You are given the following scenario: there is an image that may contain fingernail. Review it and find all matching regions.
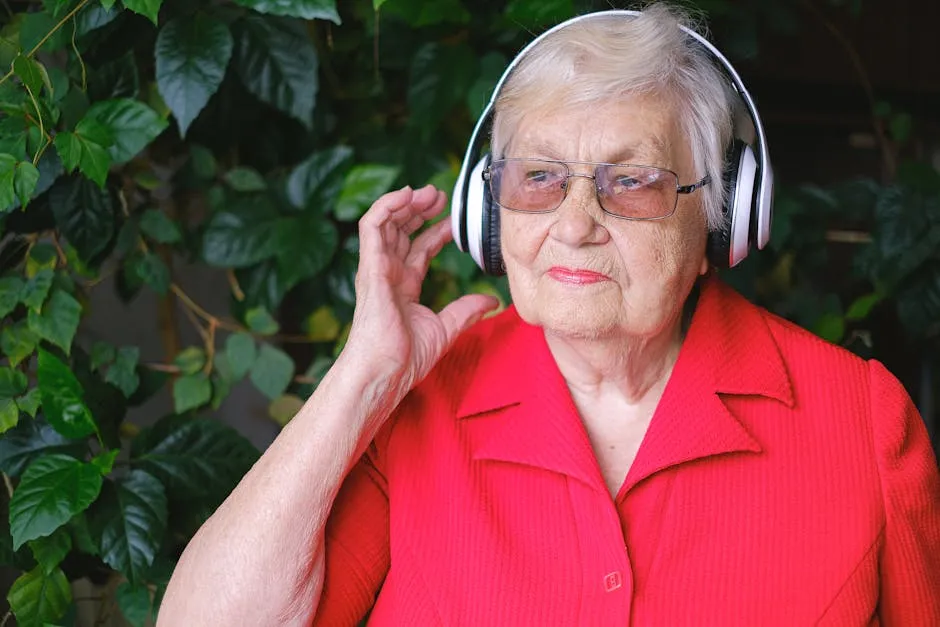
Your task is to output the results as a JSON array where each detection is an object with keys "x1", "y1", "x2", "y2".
[{"x1": 400, "y1": 185, "x2": 412, "y2": 192}]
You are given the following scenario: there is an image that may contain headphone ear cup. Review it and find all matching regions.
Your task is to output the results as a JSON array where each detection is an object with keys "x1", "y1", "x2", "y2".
[
  {"x1": 481, "y1": 180, "x2": 504, "y2": 276},
  {"x1": 464, "y1": 156, "x2": 491, "y2": 272},
  {"x1": 708, "y1": 140, "x2": 756, "y2": 268}
]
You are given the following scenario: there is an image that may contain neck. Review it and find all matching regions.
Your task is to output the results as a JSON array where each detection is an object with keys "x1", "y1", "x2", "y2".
[{"x1": 544, "y1": 318, "x2": 683, "y2": 405}]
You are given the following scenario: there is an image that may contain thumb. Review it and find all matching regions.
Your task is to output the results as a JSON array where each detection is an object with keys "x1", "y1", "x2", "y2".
[{"x1": 437, "y1": 294, "x2": 500, "y2": 345}]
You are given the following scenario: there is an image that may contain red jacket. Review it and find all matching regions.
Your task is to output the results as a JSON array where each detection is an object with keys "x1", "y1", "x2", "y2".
[{"x1": 313, "y1": 277, "x2": 940, "y2": 626}]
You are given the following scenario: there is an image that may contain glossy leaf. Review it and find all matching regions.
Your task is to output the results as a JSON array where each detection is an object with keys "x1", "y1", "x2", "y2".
[
  {"x1": 106, "y1": 346, "x2": 140, "y2": 397},
  {"x1": 156, "y1": 16, "x2": 234, "y2": 136},
  {"x1": 233, "y1": 15, "x2": 318, "y2": 128},
  {"x1": 172, "y1": 373, "x2": 211, "y2": 413},
  {"x1": 0, "y1": 275, "x2": 24, "y2": 317},
  {"x1": 28, "y1": 290, "x2": 82, "y2": 354},
  {"x1": 9, "y1": 454, "x2": 103, "y2": 550},
  {"x1": 273, "y1": 215, "x2": 338, "y2": 288},
  {"x1": 0, "y1": 419, "x2": 86, "y2": 477},
  {"x1": 122, "y1": 0, "x2": 163, "y2": 25},
  {"x1": 91, "y1": 449, "x2": 120, "y2": 475},
  {"x1": 16, "y1": 387, "x2": 42, "y2": 417},
  {"x1": 49, "y1": 176, "x2": 115, "y2": 262},
  {"x1": 53, "y1": 118, "x2": 113, "y2": 187},
  {"x1": 334, "y1": 164, "x2": 400, "y2": 221},
  {"x1": 14, "y1": 160, "x2": 40, "y2": 208},
  {"x1": 202, "y1": 201, "x2": 282, "y2": 267},
  {"x1": 36, "y1": 348, "x2": 97, "y2": 439},
  {"x1": 26, "y1": 242, "x2": 58, "y2": 278},
  {"x1": 28, "y1": 526, "x2": 72, "y2": 574},
  {"x1": 93, "y1": 470, "x2": 168, "y2": 584},
  {"x1": 245, "y1": 306, "x2": 279, "y2": 335},
  {"x1": 117, "y1": 582, "x2": 152, "y2": 627},
  {"x1": 131, "y1": 414, "x2": 259, "y2": 502},
  {"x1": 0, "y1": 366, "x2": 28, "y2": 397},
  {"x1": 86, "y1": 98, "x2": 169, "y2": 163},
  {"x1": 225, "y1": 332, "x2": 256, "y2": 380},
  {"x1": 0, "y1": 397, "x2": 17, "y2": 434},
  {"x1": 19, "y1": 270, "x2": 54, "y2": 312},
  {"x1": 7, "y1": 566, "x2": 71, "y2": 627},
  {"x1": 232, "y1": 0, "x2": 341, "y2": 22},
  {"x1": 139, "y1": 208, "x2": 182, "y2": 243},
  {"x1": 0, "y1": 153, "x2": 15, "y2": 210},
  {"x1": 223, "y1": 167, "x2": 267, "y2": 192},
  {"x1": 13, "y1": 55, "x2": 44, "y2": 95},
  {"x1": 249, "y1": 343, "x2": 295, "y2": 400},
  {"x1": 173, "y1": 346, "x2": 206, "y2": 375},
  {"x1": 91, "y1": 341, "x2": 116, "y2": 370},
  {"x1": 285, "y1": 146, "x2": 353, "y2": 211}
]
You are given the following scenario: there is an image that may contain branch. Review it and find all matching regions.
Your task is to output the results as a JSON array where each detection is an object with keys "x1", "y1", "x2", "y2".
[
  {"x1": 2, "y1": 472, "x2": 13, "y2": 499},
  {"x1": 800, "y1": 0, "x2": 896, "y2": 179}
]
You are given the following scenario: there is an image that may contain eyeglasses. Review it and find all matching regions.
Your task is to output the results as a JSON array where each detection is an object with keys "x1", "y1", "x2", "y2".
[{"x1": 483, "y1": 158, "x2": 711, "y2": 220}]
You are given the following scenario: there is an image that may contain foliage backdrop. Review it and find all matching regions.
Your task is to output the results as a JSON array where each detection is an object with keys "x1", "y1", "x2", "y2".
[{"x1": 1, "y1": 0, "x2": 938, "y2": 624}]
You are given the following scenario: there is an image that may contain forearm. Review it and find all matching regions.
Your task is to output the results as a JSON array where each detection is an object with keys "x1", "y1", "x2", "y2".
[{"x1": 157, "y1": 356, "x2": 401, "y2": 627}]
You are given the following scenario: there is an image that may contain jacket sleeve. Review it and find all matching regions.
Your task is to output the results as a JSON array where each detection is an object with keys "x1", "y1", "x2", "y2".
[
  {"x1": 311, "y1": 431, "x2": 392, "y2": 627},
  {"x1": 869, "y1": 360, "x2": 940, "y2": 625}
]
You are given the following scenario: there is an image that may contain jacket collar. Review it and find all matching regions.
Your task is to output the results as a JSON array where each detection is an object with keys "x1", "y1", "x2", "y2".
[{"x1": 454, "y1": 275, "x2": 794, "y2": 493}]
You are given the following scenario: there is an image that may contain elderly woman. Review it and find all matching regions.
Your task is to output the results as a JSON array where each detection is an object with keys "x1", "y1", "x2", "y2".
[{"x1": 158, "y1": 4, "x2": 940, "y2": 626}]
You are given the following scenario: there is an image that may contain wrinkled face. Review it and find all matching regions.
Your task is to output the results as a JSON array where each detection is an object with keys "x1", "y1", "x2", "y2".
[{"x1": 499, "y1": 95, "x2": 710, "y2": 341}]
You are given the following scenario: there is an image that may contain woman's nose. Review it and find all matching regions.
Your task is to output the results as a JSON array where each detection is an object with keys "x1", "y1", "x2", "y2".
[{"x1": 550, "y1": 176, "x2": 607, "y2": 246}]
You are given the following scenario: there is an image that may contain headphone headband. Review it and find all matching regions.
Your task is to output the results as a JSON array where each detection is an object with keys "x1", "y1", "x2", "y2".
[{"x1": 452, "y1": 9, "x2": 773, "y2": 269}]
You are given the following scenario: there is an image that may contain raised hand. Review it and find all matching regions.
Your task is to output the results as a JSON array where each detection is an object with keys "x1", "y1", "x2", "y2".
[{"x1": 340, "y1": 184, "x2": 499, "y2": 394}]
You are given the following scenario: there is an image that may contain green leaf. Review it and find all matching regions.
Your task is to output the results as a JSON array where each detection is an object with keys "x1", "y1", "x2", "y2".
[
  {"x1": 90, "y1": 341, "x2": 116, "y2": 370},
  {"x1": 7, "y1": 566, "x2": 71, "y2": 627},
  {"x1": 0, "y1": 397, "x2": 18, "y2": 434},
  {"x1": 285, "y1": 146, "x2": 353, "y2": 211},
  {"x1": 28, "y1": 290, "x2": 82, "y2": 354},
  {"x1": 245, "y1": 306, "x2": 278, "y2": 335},
  {"x1": 0, "y1": 366, "x2": 28, "y2": 396},
  {"x1": 274, "y1": 216, "x2": 338, "y2": 288},
  {"x1": 173, "y1": 346, "x2": 206, "y2": 375},
  {"x1": 13, "y1": 55, "x2": 44, "y2": 95},
  {"x1": 49, "y1": 176, "x2": 115, "y2": 262},
  {"x1": 16, "y1": 387, "x2": 42, "y2": 417},
  {"x1": 106, "y1": 346, "x2": 140, "y2": 397},
  {"x1": 36, "y1": 348, "x2": 97, "y2": 439},
  {"x1": 53, "y1": 119, "x2": 113, "y2": 188},
  {"x1": 122, "y1": 0, "x2": 162, "y2": 25},
  {"x1": 128, "y1": 251, "x2": 170, "y2": 295},
  {"x1": 201, "y1": 201, "x2": 282, "y2": 267},
  {"x1": 374, "y1": 0, "x2": 388, "y2": 9},
  {"x1": 86, "y1": 98, "x2": 169, "y2": 163},
  {"x1": 232, "y1": 0, "x2": 341, "y2": 22},
  {"x1": 223, "y1": 167, "x2": 267, "y2": 192},
  {"x1": 52, "y1": 132, "x2": 82, "y2": 174},
  {"x1": 75, "y1": 3, "x2": 121, "y2": 37},
  {"x1": 408, "y1": 42, "x2": 476, "y2": 139},
  {"x1": 845, "y1": 291, "x2": 885, "y2": 321},
  {"x1": 92, "y1": 470, "x2": 168, "y2": 584},
  {"x1": 0, "y1": 275, "x2": 24, "y2": 317},
  {"x1": 14, "y1": 161, "x2": 40, "y2": 208},
  {"x1": 139, "y1": 208, "x2": 182, "y2": 243},
  {"x1": 155, "y1": 16, "x2": 234, "y2": 137},
  {"x1": 19, "y1": 269, "x2": 54, "y2": 312},
  {"x1": 382, "y1": 0, "x2": 469, "y2": 26},
  {"x1": 812, "y1": 312, "x2": 846, "y2": 344},
  {"x1": 504, "y1": 0, "x2": 574, "y2": 26},
  {"x1": 116, "y1": 582, "x2": 152, "y2": 627},
  {"x1": 131, "y1": 414, "x2": 259, "y2": 503},
  {"x1": 268, "y1": 393, "x2": 304, "y2": 426},
  {"x1": 91, "y1": 449, "x2": 119, "y2": 475},
  {"x1": 249, "y1": 343, "x2": 294, "y2": 400},
  {"x1": 0, "y1": 419, "x2": 86, "y2": 477},
  {"x1": 0, "y1": 152, "x2": 15, "y2": 210},
  {"x1": 334, "y1": 164, "x2": 400, "y2": 221},
  {"x1": 889, "y1": 112, "x2": 912, "y2": 143},
  {"x1": 224, "y1": 332, "x2": 256, "y2": 380},
  {"x1": 29, "y1": 526, "x2": 72, "y2": 574},
  {"x1": 10, "y1": 454, "x2": 104, "y2": 550},
  {"x1": 233, "y1": 15, "x2": 318, "y2": 128},
  {"x1": 26, "y1": 242, "x2": 58, "y2": 278},
  {"x1": 466, "y1": 52, "x2": 506, "y2": 116},
  {"x1": 172, "y1": 373, "x2": 211, "y2": 413}
]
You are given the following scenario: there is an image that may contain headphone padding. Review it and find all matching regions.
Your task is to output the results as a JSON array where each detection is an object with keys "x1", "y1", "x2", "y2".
[
  {"x1": 481, "y1": 180, "x2": 504, "y2": 275},
  {"x1": 464, "y1": 156, "x2": 490, "y2": 271}
]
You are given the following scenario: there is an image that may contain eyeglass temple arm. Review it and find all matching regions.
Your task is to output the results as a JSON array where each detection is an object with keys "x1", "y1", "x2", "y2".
[{"x1": 677, "y1": 174, "x2": 711, "y2": 195}]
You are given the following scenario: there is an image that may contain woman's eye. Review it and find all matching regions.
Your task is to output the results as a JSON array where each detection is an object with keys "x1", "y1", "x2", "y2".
[
  {"x1": 525, "y1": 170, "x2": 551, "y2": 182},
  {"x1": 613, "y1": 176, "x2": 642, "y2": 191}
]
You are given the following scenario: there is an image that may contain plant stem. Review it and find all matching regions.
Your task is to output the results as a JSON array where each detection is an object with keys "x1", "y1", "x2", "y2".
[
  {"x1": 0, "y1": 610, "x2": 11, "y2": 627},
  {"x1": 0, "y1": 0, "x2": 92, "y2": 89},
  {"x1": 2, "y1": 472, "x2": 13, "y2": 498}
]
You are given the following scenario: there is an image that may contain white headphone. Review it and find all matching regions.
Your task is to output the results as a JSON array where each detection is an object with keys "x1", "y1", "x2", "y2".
[{"x1": 450, "y1": 9, "x2": 773, "y2": 274}]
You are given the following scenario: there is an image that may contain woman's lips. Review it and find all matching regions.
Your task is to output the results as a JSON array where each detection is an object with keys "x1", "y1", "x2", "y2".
[{"x1": 547, "y1": 267, "x2": 611, "y2": 285}]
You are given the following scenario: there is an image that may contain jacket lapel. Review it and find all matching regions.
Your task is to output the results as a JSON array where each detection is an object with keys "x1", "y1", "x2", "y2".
[{"x1": 454, "y1": 277, "x2": 794, "y2": 495}]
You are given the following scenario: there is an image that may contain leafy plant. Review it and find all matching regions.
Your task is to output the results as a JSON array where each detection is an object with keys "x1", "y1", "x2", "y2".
[{"x1": 1, "y1": 0, "x2": 936, "y2": 624}]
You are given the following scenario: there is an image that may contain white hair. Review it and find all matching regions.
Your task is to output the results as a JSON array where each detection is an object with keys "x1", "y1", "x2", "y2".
[{"x1": 491, "y1": 3, "x2": 746, "y2": 231}]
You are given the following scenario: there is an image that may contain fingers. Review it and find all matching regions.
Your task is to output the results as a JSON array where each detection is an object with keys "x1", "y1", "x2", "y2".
[
  {"x1": 404, "y1": 218, "x2": 453, "y2": 276},
  {"x1": 437, "y1": 294, "x2": 501, "y2": 346}
]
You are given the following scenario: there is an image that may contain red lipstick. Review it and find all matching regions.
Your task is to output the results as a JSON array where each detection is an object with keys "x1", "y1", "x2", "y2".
[{"x1": 547, "y1": 267, "x2": 610, "y2": 285}]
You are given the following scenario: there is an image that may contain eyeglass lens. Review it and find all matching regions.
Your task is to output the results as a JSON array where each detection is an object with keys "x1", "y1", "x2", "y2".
[{"x1": 488, "y1": 159, "x2": 679, "y2": 219}]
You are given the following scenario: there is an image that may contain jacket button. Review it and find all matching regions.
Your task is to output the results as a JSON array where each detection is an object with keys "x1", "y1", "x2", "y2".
[{"x1": 604, "y1": 571, "x2": 623, "y2": 592}]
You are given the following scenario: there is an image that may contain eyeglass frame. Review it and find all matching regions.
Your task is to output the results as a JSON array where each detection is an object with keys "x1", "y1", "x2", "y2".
[{"x1": 482, "y1": 157, "x2": 712, "y2": 221}]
